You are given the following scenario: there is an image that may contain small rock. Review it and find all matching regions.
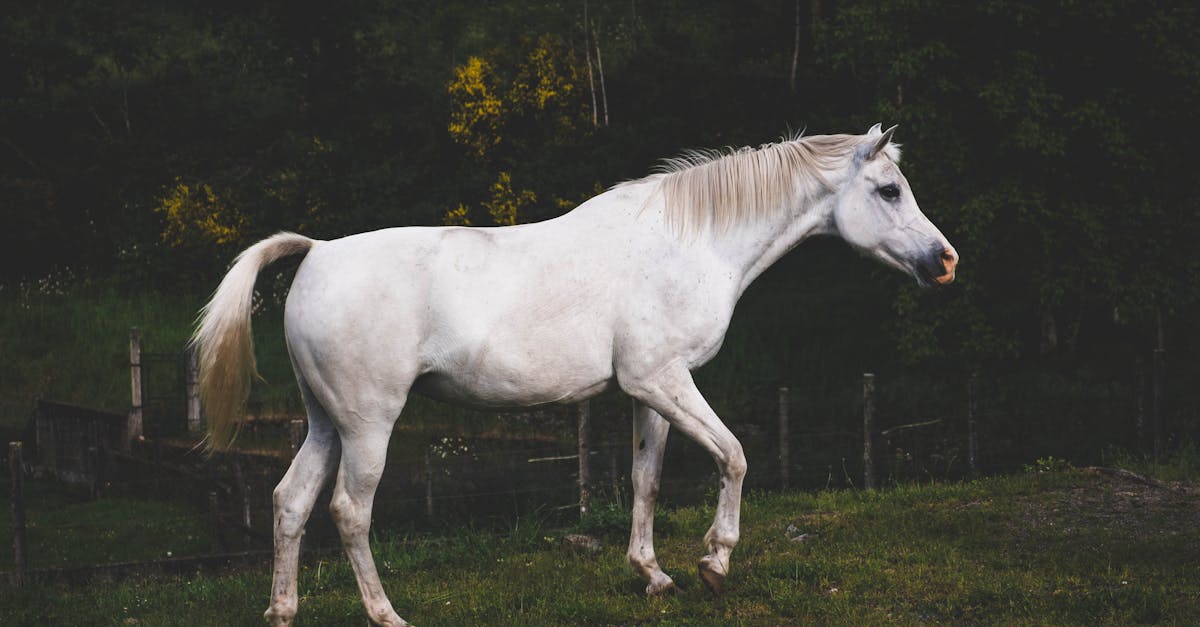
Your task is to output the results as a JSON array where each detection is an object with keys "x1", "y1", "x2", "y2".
[
  {"x1": 785, "y1": 524, "x2": 817, "y2": 542},
  {"x1": 562, "y1": 534, "x2": 602, "y2": 554}
]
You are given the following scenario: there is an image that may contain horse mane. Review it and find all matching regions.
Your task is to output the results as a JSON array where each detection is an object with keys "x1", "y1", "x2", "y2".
[{"x1": 635, "y1": 133, "x2": 897, "y2": 237}]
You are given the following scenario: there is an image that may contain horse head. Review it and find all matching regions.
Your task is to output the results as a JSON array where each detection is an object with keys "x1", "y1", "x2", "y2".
[{"x1": 830, "y1": 124, "x2": 958, "y2": 287}]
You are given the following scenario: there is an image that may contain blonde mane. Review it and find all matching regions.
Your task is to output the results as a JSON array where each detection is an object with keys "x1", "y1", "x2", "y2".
[{"x1": 639, "y1": 133, "x2": 892, "y2": 237}]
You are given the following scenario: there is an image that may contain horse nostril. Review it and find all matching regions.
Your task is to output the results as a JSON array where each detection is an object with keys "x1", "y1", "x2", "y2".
[{"x1": 932, "y1": 247, "x2": 958, "y2": 285}]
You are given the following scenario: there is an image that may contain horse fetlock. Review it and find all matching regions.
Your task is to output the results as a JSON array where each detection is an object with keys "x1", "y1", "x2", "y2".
[
  {"x1": 626, "y1": 547, "x2": 659, "y2": 575},
  {"x1": 702, "y1": 526, "x2": 739, "y2": 554},
  {"x1": 628, "y1": 547, "x2": 676, "y2": 595},
  {"x1": 366, "y1": 605, "x2": 408, "y2": 627},
  {"x1": 263, "y1": 602, "x2": 296, "y2": 627}
]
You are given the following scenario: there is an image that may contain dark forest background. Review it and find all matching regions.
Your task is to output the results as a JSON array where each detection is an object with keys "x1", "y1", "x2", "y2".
[{"x1": 2, "y1": 0, "x2": 1199, "y2": 471}]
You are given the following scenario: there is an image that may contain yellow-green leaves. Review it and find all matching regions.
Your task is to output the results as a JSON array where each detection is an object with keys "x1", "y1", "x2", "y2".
[
  {"x1": 483, "y1": 172, "x2": 537, "y2": 226},
  {"x1": 155, "y1": 178, "x2": 245, "y2": 247},
  {"x1": 447, "y1": 56, "x2": 504, "y2": 159},
  {"x1": 447, "y1": 34, "x2": 588, "y2": 163},
  {"x1": 446, "y1": 34, "x2": 585, "y2": 225}
]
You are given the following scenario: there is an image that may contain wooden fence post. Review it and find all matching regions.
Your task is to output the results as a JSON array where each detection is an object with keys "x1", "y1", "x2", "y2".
[
  {"x1": 208, "y1": 490, "x2": 222, "y2": 553},
  {"x1": 424, "y1": 448, "x2": 434, "y2": 520},
  {"x1": 126, "y1": 327, "x2": 143, "y2": 451},
  {"x1": 1152, "y1": 348, "x2": 1166, "y2": 461},
  {"x1": 1134, "y1": 355, "x2": 1146, "y2": 446},
  {"x1": 608, "y1": 446, "x2": 619, "y2": 503},
  {"x1": 779, "y1": 387, "x2": 790, "y2": 490},
  {"x1": 241, "y1": 480, "x2": 252, "y2": 535},
  {"x1": 233, "y1": 459, "x2": 252, "y2": 547},
  {"x1": 578, "y1": 401, "x2": 591, "y2": 517},
  {"x1": 186, "y1": 344, "x2": 201, "y2": 433},
  {"x1": 862, "y1": 373, "x2": 876, "y2": 490},
  {"x1": 10, "y1": 442, "x2": 27, "y2": 586},
  {"x1": 967, "y1": 372, "x2": 979, "y2": 477},
  {"x1": 87, "y1": 445, "x2": 100, "y2": 500}
]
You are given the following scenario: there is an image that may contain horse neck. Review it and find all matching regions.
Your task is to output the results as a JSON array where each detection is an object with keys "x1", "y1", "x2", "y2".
[{"x1": 711, "y1": 188, "x2": 837, "y2": 296}]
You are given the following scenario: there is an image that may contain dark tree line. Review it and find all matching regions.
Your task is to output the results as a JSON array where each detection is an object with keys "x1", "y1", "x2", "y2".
[{"x1": 2, "y1": 0, "x2": 1198, "y2": 380}]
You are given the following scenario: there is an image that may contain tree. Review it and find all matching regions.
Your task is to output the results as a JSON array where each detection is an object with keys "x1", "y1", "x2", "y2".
[{"x1": 817, "y1": 0, "x2": 1200, "y2": 365}]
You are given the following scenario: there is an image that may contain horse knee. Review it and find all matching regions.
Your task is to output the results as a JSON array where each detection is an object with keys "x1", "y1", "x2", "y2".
[
  {"x1": 724, "y1": 442, "x2": 747, "y2": 480},
  {"x1": 272, "y1": 488, "x2": 309, "y2": 539}
]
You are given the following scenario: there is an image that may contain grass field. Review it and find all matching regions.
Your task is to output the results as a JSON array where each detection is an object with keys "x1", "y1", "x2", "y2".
[
  {"x1": 3, "y1": 465, "x2": 1197, "y2": 626},
  {"x1": 0, "y1": 280, "x2": 296, "y2": 435}
]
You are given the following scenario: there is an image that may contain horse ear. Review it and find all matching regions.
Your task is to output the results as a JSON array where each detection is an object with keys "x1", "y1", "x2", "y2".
[
  {"x1": 867, "y1": 123, "x2": 883, "y2": 136},
  {"x1": 869, "y1": 124, "x2": 898, "y2": 159}
]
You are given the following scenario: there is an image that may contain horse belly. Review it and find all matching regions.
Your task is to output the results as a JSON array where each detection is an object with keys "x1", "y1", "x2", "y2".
[{"x1": 416, "y1": 317, "x2": 615, "y2": 408}]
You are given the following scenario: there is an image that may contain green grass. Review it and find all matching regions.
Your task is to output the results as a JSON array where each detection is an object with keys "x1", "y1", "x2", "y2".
[
  {"x1": 1104, "y1": 440, "x2": 1200, "y2": 482},
  {"x1": 0, "y1": 282, "x2": 205, "y2": 435},
  {"x1": 3, "y1": 469, "x2": 1196, "y2": 625},
  {"x1": 0, "y1": 480, "x2": 209, "y2": 570}
]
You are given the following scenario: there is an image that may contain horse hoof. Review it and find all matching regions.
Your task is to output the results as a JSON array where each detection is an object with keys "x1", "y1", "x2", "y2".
[
  {"x1": 645, "y1": 577, "x2": 676, "y2": 596},
  {"x1": 698, "y1": 556, "x2": 726, "y2": 594}
]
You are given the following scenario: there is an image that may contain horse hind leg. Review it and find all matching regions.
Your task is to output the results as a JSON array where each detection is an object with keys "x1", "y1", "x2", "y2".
[
  {"x1": 327, "y1": 399, "x2": 409, "y2": 626},
  {"x1": 264, "y1": 381, "x2": 341, "y2": 627},
  {"x1": 627, "y1": 401, "x2": 676, "y2": 595}
]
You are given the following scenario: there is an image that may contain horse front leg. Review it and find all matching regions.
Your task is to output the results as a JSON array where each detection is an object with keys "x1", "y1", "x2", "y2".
[
  {"x1": 627, "y1": 401, "x2": 675, "y2": 595},
  {"x1": 622, "y1": 360, "x2": 746, "y2": 594}
]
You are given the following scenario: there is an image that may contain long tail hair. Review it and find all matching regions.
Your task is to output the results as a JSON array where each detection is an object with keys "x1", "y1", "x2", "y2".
[{"x1": 191, "y1": 232, "x2": 314, "y2": 450}]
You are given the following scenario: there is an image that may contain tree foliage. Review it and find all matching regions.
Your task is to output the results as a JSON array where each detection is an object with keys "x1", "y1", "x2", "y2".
[{"x1": 1, "y1": 0, "x2": 1197, "y2": 373}]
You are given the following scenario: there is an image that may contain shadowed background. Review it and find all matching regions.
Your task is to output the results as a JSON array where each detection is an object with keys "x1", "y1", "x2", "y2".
[{"x1": 2, "y1": 0, "x2": 1198, "y2": 498}]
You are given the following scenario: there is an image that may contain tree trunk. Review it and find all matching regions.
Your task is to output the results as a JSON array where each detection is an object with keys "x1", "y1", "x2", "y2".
[
  {"x1": 1040, "y1": 310, "x2": 1058, "y2": 355},
  {"x1": 584, "y1": 3, "x2": 599, "y2": 128},
  {"x1": 594, "y1": 21, "x2": 609, "y2": 126},
  {"x1": 811, "y1": 0, "x2": 823, "y2": 41},
  {"x1": 790, "y1": 0, "x2": 801, "y2": 92}
]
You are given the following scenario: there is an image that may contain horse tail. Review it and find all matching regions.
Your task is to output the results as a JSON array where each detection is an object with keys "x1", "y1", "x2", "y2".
[{"x1": 192, "y1": 232, "x2": 315, "y2": 451}]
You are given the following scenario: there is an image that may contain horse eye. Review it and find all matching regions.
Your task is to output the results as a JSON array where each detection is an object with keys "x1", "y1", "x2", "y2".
[{"x1": 879, "y1": 184, "x2": 900, "y2": 200}]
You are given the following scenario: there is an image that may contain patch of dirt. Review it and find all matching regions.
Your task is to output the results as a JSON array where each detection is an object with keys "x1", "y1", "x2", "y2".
[{"x1": 1012, "y1": 469, "x2": 1200, "y2": 540}]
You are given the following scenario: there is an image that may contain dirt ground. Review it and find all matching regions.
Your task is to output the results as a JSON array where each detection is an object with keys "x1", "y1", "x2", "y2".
[{"x1": 1018, "y1": 468, "x2": 1200, "y2": 541}]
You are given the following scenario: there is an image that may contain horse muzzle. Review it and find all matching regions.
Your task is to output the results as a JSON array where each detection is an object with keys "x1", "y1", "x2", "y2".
[
  {"x1": 935, "y1": 246, "x2": 958, "y2": 285},
  {"x1": 916, "y1": 245, "x2": 958, "y2": 287}
]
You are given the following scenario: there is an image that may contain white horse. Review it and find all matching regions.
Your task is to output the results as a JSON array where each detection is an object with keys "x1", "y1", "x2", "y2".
[{"x1": 194, "y1": 124, "x2": 957, "y2": 626}]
